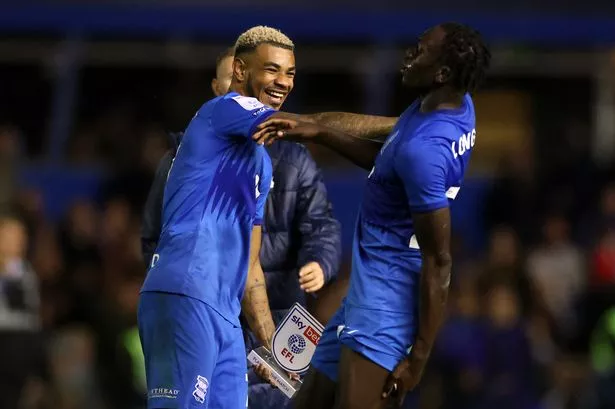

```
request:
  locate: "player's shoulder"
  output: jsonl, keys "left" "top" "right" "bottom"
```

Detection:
{"left": 396, "top": 119, "right": 457, "bottom": 161}
{"left": 218, "top": 92, "right": 267, "bottom": 111}
{"left": 416, "top": 96, "right": 475, "bottom": 140}
{"left": 416, "top": 119, "right": 459, "bottom": 140}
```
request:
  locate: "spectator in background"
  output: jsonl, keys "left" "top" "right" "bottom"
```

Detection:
{"left": 59, "top": 201, "right": 99, "bottom": 271}
{"left": 578, "top": 184, "right": 615, "bottom": 248}
{"left": 478, "top": 226, "right": 555, "bottom": 360}
{"left": 527, "top": 215, "right": 585, "bottom": 342}
{"left": 589, "top": 307, "right": 615, "bottom": 375}
{"left": 584, "top": 308, "right": 615, "bottom": 409}
{"left": 0, "top": 216, "right": 47, "bottom": 409}
{"left": 480, "top": 285, "right": 539, "bottom": 409}
{"left": 590, "top": 230, "right": 615, "bottom": 287}
{"left": 0, "top": 216, "right": 40, "bottom": 330}
{"left": 57, "top": 201, "right": 105, "bottom": 325}
{"left": 48, "top": 326, "right": 103, "bottom": 409}
{"left": 478, "top": 226, "right": 537, "bottom": 318}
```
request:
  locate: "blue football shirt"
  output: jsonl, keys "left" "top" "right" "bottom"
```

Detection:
{"left": 346, "top": 94, "right": 476, "bottom": 314}
{"left": 140, "top": 92, "right": 275, "bottom": 326}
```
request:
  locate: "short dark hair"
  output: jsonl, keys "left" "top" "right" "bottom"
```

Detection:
{"left": 215, "top": 47, "right": 235, "bottom": 69}
{"left": 439, "top": 22, "right": 491, "bottom": 93}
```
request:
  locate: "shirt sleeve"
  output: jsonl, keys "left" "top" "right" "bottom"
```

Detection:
{"left": 395, "top": 136, "right": 451, "bottom": 213}
{"left": 210, "top": 95, "right": 276, "bottom": 139}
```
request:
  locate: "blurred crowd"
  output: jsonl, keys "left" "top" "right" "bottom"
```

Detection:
{"left": 1, "top": 84, "right": 615, "bottom": 409}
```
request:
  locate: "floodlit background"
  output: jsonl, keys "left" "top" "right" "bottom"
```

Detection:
{"left": 1, "top": 2, "right": 615, "bottom": 409}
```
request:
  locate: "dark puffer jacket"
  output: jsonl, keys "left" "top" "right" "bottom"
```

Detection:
{"left": 258, "top": 141, "right": 341, "bottom": 311}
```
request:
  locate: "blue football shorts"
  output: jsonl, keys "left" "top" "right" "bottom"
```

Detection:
{"left": 310, "top": 298, "right": 417, "bottom": 381}
{"left": 138, "top": 291, "right": 247, "bottom": 409}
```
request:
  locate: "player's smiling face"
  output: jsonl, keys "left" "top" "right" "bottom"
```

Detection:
{"left": 401, "top": 25, "right": 449, "bottom": 91}
{"left": 244, "top": 44, "right": 295, "bottom": 110}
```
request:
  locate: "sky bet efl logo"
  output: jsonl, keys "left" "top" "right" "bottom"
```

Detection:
{"left": 272, "top": 303, "right": 324, "bottom": 373}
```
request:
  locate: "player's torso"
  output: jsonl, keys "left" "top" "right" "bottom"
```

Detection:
{"left": 348, "top": 96, "right": 476, "bottom": 312}
{"left": 141, "top": 98, "right": 272, "bottom": 324}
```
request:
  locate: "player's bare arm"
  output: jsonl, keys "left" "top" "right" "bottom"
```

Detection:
{"left": 383, "top": 207, "right": 452, "bottom": 407}
{"left": 253, "top": 114, "right": 384, "bottom": 170}
{"left": 304, "top": 112, "right": 397, "bottom": 142}
{"left": 241, "top": 225, "right": 276, "bottom": 349}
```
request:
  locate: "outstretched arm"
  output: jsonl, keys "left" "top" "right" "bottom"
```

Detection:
{"left": 303, "top": 112, "right": 397, "bottom": 142}
{"left": 310, "top": 124, "right": 384, "bottom": 170}
{"left": 253, "top": 113, "right": 390, "bottom": 170}
{"left": 241, "top": 225, "right": 276, "bottom": 349}
{"left": 301, "top": 112, "right": 398, "bottom": 169}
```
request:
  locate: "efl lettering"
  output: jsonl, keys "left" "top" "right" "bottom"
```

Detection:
{"left": 451, "top": 128, "right": 476, "bottom": 159}
{"left": 281, "top": 347, "right": 295, "bottom": 363}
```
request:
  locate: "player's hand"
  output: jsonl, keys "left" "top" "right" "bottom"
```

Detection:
{"left": 253, "top": 364, "right": 300, "bottom": 388}
{"left": 253, "top": 118, "right": 321, "bottom": 145}
{"left": 381, "top": 355, "right": 426, "bottom": 407}
{"left": 298, "top": 262, "right": 325, "bottom": 293}
{"left": 254, "top": 363, "right": 274, "bottom": 385}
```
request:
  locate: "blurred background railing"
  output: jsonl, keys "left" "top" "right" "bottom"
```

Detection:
{"left": 2, "top": 2, "right": 615, "bottom": 409}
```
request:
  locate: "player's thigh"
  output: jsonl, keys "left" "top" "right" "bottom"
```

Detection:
{"left": 208, "top": 324, "right": 248, "bottom": 409}
{"left": 336, "top": 346, "right": 390, "bottom": 409}
{"left": 293, "top": 367, "right": 337, "bottom": 409}
{"left": 138, "top": 292, "right": 220, "bottom": 409}
{"left": 338, "top": 305, "right": 415, "bottom": 377}
{"left": 335, "top": 306, "right": 417, "bottom": 409}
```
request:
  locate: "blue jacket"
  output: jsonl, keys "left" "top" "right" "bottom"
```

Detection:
{"left": 141, "top": 136, "right": 341, "bottom": 310}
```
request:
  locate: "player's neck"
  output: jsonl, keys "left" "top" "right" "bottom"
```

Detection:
{"left": 420, "top": 87, "right": 464, "bottom": 113}
{"left": 228, "top": 82, "right": 248, "bottom": 97}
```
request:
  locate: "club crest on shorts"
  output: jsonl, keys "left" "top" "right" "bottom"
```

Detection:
{"left": 271, "top": 303, "right": 324, "bottom": 374}
{"left": 192, "top": 375, "right": 208, "bottom": 404}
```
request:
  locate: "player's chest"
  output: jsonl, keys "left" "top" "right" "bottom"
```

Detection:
{"left": 368, "top": 127, "right": 405, "bottom": 184}
{"left": 361, "top": 136, "right": 409, "bottom": 220}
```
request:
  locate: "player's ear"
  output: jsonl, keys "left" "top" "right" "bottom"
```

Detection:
{"left": 436, "top": 66, "right": 452, "bottom": 84}
{"left": 233, "top": 57, "right": 247, "bottom": 82}
{"left": 211, "top": 78, "right": 219, "bottom": 96}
